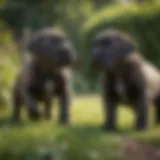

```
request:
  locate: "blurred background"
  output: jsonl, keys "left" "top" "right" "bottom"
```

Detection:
{"left": 0, "top": 0, "right": 160, "bottom": 159}
{"left": 0, "top": 0, "right": 159, "bottom": 106}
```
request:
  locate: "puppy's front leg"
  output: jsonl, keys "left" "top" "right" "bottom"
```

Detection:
{"left": 135, "top": 93, "right": 149, "bottom": 130}
{"left": 58, "top": 77, "right": 72, "bottom": 126}
{"left": 23, "top": 92, "right": 40, "bottom": 120}
{"left": 44, "top": 80, "right": 54, "bottom": 120}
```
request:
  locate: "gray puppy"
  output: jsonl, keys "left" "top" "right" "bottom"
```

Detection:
{"left": 91, "top": 29, "right": 160, "bottom": 131}
{"left": 12, "top": 28, "right": 77, "bottom": 125}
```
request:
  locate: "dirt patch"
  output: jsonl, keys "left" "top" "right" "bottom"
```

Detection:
{"left": 122, "top": 139, "right": 160, "bottom": 160}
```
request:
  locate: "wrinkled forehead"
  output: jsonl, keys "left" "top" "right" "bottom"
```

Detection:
{"left": 33, "top": 29, "right": 67, "bottom": 41}
{"left": 94, "top": 29, "right": 129, "bottom": 43}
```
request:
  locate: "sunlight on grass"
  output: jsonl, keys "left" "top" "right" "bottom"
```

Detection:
{"left": 72, "top": 96, "right": 103, "bottom": 125}
{"left": 0, "top": 95, "right": 160, "bottom": 160}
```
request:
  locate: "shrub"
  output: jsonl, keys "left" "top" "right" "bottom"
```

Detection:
{"left": 81, "top": 3, "right": 160, "bottom": 91}
{"left": 0, "top": 53, "right": 18, "bottom": 109}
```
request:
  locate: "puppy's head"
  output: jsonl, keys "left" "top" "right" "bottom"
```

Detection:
{"left": 91, "top": 29, "right": 137, "bottom": 71}
{"left": 27, "top": 28, "right": 77, "bottom": 68}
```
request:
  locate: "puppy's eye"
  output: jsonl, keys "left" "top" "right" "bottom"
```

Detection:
{"left": 43, "top": 38, "right": 50, "bottom": 45}
{"left": 94, "top": 38, "right": 112, "bottom": 47}
{"left": 100, "top": 38, "right": 112, "bottom": 46}
{"left": 50, "top": 37, "right": 61, "bottom": 45}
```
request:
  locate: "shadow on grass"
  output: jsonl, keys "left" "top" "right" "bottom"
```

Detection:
{"left": 0, "top": 116, "right": 32, "bottom": 129}
{"left": 51, "top": 125, "right": 125, "bottom": 160}
{"left": 0, "top": 122, "right": 160, "bottom": 160}
{"left": 68, "top": 124, "right": 134, "bottom": 136}
{"left": 0, "top": 124, "right": 125, "bottom": 160}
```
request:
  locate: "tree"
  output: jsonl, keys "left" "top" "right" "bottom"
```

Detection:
{"left": 0, "top": 0, "right": 68, "bottom": 52}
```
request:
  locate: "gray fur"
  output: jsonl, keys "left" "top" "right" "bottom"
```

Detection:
{"left": 91, "top": 29, "right": 160, "bottom": 131}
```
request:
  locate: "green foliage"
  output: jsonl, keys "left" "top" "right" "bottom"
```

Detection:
{"left": 81, "top": 3, "right": 160, "bottom": 91}
{"left": 0, "top": 0, "right": 94, "bottom": 39}
{"left": 55, "top": 0, "right": 94, "bottom": 94}
{"left": 0, "top": 0, "right": 56, "bottom": 39}
{"left": 0, "top": 54, "right": 17, "bottom": 109}
{"left": 0, "top": 27, "right": 13, "bottom": 46}
{"left": 0, "top": 27, "right": 19, "bottom": 109}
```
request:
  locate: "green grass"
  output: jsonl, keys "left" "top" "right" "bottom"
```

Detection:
{"left": 0, "top": 95, "right": 160, "bottom": 160}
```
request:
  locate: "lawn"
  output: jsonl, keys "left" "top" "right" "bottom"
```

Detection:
{"left": 0, "top": 95, "right": 160, "bottom": 160}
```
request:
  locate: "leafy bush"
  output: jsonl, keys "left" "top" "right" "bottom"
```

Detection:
{"left": 81, "top": 3, "right": 160, "bottom": 91}
{"left": 0, "top": 53, "right": 18, "bottom": 109}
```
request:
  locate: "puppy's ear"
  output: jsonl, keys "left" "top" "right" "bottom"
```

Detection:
{"left": 120, "top": 41, "right": 136, "bottom": 56}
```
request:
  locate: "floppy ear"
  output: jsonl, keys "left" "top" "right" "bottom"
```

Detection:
{"left": 120, "top": 39, "right": 137, "bottom": 56}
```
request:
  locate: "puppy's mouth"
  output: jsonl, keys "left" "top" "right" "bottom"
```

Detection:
{"left": 91, "top": 61, "right": 106, "bottom": 71}
{"left": 56, "top": 60, "right": 73, "bottom": 67}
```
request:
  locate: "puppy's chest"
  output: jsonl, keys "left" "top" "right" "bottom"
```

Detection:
{"left": 115, "top": 77, "right": 134, "bottom": 104}
{"left": 115, "top": 78, "right": 126, "bottom": 96}
{"left": 29, "top": 75, "right": 60, "bottom": 99}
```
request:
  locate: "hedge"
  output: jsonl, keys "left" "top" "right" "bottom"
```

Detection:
{"left": 80, "top": 3, "right": 160, "bottom": 91}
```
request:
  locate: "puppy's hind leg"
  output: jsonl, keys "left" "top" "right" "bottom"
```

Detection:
{"left": 43, "top": 80, "right": 54, "bottom": 120}
{"left": 153, "top": 95, "right": 160, "bottom": 124}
